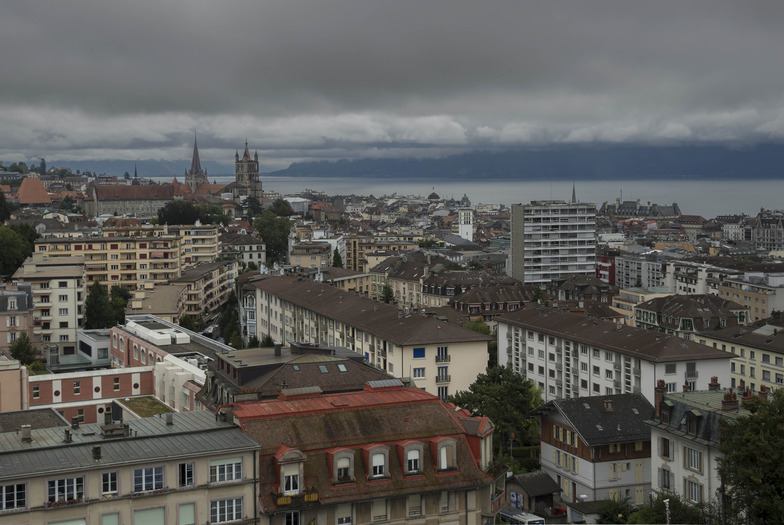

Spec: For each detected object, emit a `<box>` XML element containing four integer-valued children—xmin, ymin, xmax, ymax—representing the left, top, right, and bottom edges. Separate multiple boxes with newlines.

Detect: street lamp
<box><xmin>663</xmin><ymin>498</ymin><xmax>670</xmax><ymax>525</ymax></box>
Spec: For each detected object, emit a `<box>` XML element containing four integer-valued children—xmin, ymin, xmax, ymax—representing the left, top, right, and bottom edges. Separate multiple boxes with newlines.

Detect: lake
<box><xmin>153</xmin><ymin>176</ymin><xmax>782</xmax><ymax>218</ymax></box>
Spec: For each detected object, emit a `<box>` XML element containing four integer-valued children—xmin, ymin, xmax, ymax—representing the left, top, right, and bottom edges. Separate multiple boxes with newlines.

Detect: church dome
<box><xmin>428</xmin><ymin>191</ymin><xmax>440</xmax><ymax>201</ymax></box>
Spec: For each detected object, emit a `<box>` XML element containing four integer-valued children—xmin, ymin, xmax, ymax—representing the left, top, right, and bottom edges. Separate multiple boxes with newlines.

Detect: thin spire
<box><xmin>571</xmin><ymin>180</ymin><xmax>577</xmax><ymax>203</ymax></box>
<box><xmin>190</xmin><ymin>133</ymin><xmax>202</xmax><ymax>174</ymax></box>
<box><xmin>243</xmin><ymin>138</ymin><xmax>251</xmax><ymax>160</ymax></box>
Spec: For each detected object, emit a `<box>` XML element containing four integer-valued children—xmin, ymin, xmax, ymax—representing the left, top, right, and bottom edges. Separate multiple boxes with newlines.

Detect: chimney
<box><xmin>654</xmin><ymin>379</ymin><xmax>666</xmax><ymax>418</ymax></box>
<box><xmin>759</xmin><ymin>384</ymin><xmax>769</xmax><ymax>401</ymax></box>
<box><xmin>64</xmin><ymin>428</ymin><xmax>72</xmax><ymax>443</ymax></box>
<box><xmin>274</xmin><ymin>341</ymin><xmax>282</xmax><ymax>357</ymax></box>
<box><xmin>708</xmin><ymin>376</ymin><xmax>721</xmax><ymax>391</ymax></box>
<box><xmin>92</xmin><ymin>445</ymin><xmax>102</xmax><ymax>460</ymax></box>
<box><xmin>603</xmin><ymin>399</ymin><xmax>613</xmax><ymax>411</ymax></box>
<box><xmin>166</xmin><ymin>413</ymin><xmax>174</xmax><ymax>425</ymax></box>
<box><xmin>722</xmin><ymin>389</ymin><xmax>739</xmax><ymax>411</ymax></box>
<box><xmin>71</xmin><ymin>416</ymin><xmax>80</xmax><ymax>430</ymax></box>
<box><xmin>682</xmin><ymin>382</ymin><xmax>691</xmax><ymax>392</ymax></box>
<box><xmin>20</xmin><ymin>424</ymin><xmax>32</xmax><ymax>443</ymax></box>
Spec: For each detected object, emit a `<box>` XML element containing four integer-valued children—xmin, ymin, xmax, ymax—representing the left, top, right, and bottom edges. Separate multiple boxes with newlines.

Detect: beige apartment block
<box><xmin>718</xmin><ymin>273</ymin><xmax>784</xmax><ymax>322</ymax></box>
<box><xmin>241</xmin><ymin>276</ymin><xmax>492</xmax><ymax>401</ymax></box>
<box><xmin>0</xmin><ymin>283</ymin><xmax>37</xmax><ymax>358</ymax></box>
<box><xmin>0</xmin><ymin>410</ymin><xmax>259</xmax><ymax>525</ymax></box>
<box><xmin>171</xmin><ymin>261</ymin><xmax>235</xmax><ymax>322</ymax></box>
<box><xmin>13</xmin><ymin>257</ymin><xmax>85</xmax><ymax>358</ymax></box>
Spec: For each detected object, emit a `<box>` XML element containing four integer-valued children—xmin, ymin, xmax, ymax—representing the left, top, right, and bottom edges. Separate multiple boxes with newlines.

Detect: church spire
<box><xmin>571</xmin><ymin>180</ymin><xmax>577</xmax><ymax>203</ymax></box>
<box><xmin>242</xmin><ymin>139</ymin><xmax>251</xmax><ymax>161</ymax></box>
<box><xmin>190</xmin><ymin>133</ymin><xmax>203</xmax><ymax>175</ymax></box>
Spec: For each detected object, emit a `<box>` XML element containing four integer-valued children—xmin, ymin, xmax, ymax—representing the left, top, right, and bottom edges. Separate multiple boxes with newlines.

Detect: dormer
<box><xmin>685</xmin><ymin>409</ymin><xmax>702</xmax><ymax>436</ymax></box>
<box><xmin>362</xmin><ymin>444</ymin><xmax>390</xmax><ymax>480</ymax></box>
<box><xmin>329</xmin><ymin>448</ymin><xmax>356</xmax><ymax>484</ymax></box>
<box><xmin>397</xmin><ymin>440</ymin><xmax>424</xmax><ymax>476</ymax></box>
<box><xmin>275</xmin><ymin>446</ymin><xmax>306</xmax><ymax>496</ymax></box>
<box><xmin>430</xmin><ymin>437</ymin><xmax>458</xmax><ymax>473</ymax></box>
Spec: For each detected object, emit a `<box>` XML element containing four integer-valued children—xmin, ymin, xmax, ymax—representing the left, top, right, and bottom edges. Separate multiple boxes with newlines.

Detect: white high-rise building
<box><xmin>457</xmin><ymin>208</ymin><xmax>473</xmax><ymax>242</ymax></box>
<box><xmin>511</xmin><ymin>200</ymin><xmax>597</xmax><ymax>285</ymax></box>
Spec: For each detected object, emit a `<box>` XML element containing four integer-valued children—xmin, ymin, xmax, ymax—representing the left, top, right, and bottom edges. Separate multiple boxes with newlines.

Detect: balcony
<box><xmin>436</xmin><ymin>374</ymin><xmax>451</xmax><ymax>384</ymax></box>
<box><xmin>275</xmin><ymin>489</ymin><xmax>319</xmax><ymax>507</ymax></box>
<box><xmin>435</xmin><ymin>354</ymin><xmax>451</xmax><ymax>363</ymax></box>
<box><xmin>685</xmin><ymin>370</ymin><xmax>698</xmax><ymax>380</ymax></box>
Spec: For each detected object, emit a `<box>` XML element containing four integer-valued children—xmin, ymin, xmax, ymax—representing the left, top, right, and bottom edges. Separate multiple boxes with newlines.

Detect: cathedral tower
<box><xmin>234</xmin><ymin>140</ymin><xmax>262</xmax><ymax>200</ymax></box>
<box><xmin>185</xmin><ymin>135</ymin><xmax>209</xmax><ymax>192</ymax></box>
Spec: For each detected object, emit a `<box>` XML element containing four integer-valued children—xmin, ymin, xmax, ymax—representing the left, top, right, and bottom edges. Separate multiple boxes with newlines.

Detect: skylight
<box><xmin>318</xmin><ymin>365</ymin><xmax>328</xmax><ymax>374</ymax></box>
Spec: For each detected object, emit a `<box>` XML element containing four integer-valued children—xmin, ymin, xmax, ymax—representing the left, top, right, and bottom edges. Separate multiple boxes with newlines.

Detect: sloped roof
<box><xmin>94</xmin><ymin>184</ymin><xmax>174</xmax><ymax>201</ymax></box>
<box><xmin>17</xmin><ymin>177</ymin><xmax>52</xmax><ymax>205</ymax></box>
<box><xmin>497</xmin><ymin>306</ymin><xmax>730</xmax><ymax>363</ymax></box>
<box><xmin>249</xmin><ymin>276</ymin><xmax>493</xmax><ymax>346</ymax></box>
<box><xmin>512</xmin><ymin>470</ymin><xmax>562</xmax><ymax>497</ymax></box>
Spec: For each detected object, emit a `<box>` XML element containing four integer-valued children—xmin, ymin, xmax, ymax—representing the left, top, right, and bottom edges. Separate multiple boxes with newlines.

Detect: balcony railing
<box><xmin>436</xmin><ymin>374</ymin><xmax>451</xmax><ymax>384</ymax></box>
<box><xmin>435</xmin><ymin>354</ymin><xmax>451</xmax><ymax>363</ymax></box>
<box><xmin>275</xmin><ymin>489</ymin><xmax>319</xmax><ymax>507</ymax></box>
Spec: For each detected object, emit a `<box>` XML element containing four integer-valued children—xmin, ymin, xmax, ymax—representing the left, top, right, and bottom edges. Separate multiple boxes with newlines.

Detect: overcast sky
<box><xmin>2</xmin><ymin>1</ymin><xmax>784</xmax><ymax>171</ymax></box>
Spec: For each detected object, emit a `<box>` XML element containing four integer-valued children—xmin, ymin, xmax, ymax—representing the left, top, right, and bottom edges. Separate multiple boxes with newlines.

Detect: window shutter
<box><xmin>657</xmin><ymin>467</ymin><xmax>662</xmax><ymax>488</ymax></box>
<box><xmin>657</xmin><ymin>437</ymin><xmax>662</xmax><ymax>457</ymax></box>
<box><xmin>553</xmin><ymin>449</ymin><xmax>557</xmax><ymax>465</ymax></box>
<box><xmin>574</xmin><ymin>457</ymin><xmax>579</xmax><ymax>475</ymax></box>
<box><xmin>669</xmin><ymin>471</ymin><xmax>675</xmax><ymax>489</ymax></box>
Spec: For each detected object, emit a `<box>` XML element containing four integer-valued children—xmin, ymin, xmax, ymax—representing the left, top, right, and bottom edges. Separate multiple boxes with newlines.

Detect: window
<box><xmin>179</xmin><ymin>462</ymin><xmax>194</xmax><ymax>487</ymax></box>
<box><xmin>210</xmin><ymin>458</ymin><xmax>242</xmax><ymax>483</ymax></box>
<box><xmin>413</xmin><ymin>347</ymin><xmax>425</xmax><ymax>359</ymax></box>
<box><xmin>285</xmin><ymin>511</ymin><xmax>300</xmax><ymax>525</ymax></box>
<box><xmin>74</xmin><ymin>381</ymin><xmax>81</xmax><ymax>395</ymax></box>
<box><xmin>76</xmin><ymin>409</ymin><xmax>84</xmax><ymax>423</ymax></box>
<box><xmin>580</xmin><ymin>362</ymin><xmax>588</xmax><ymax>372</ymax></box>
<box><xmin>32</xmin><ymin>384</ymin><xmax>40</xmax><ymax>399</ymax></box>
<box><xmin>438</xmin><ymin>441</ymin><xmax>457</xmax><ymax>470</ymax></box>
<box><xmin>284</xmin><ymin>473</ymin><xmax>299</xmax><ymax>495</ymax></box>
<box><xmin>658</xmin><ymin>467</ymin><xmax>674</xmax><ymax>490</ymax></box>
<box><xmin>665</xmin><ymin>363</ymin><xmax>676</xmax><ymax>374</ymax></box>
<box><xmin>59</xmin><ymin>294</ymin><xmax>68</xmax><ymax>302</ymax></box>
<box><xmin>685</xmin><ymin>447</ymin><xmax>703</xmax><ymax>474</ymax></box>
<box><xmin>102</xmin><ymin>472</ymin><xmax>118</xmax><ymax>496</ymax></box>
<box><xmin>48</xmin><ymin>476</ymin><xmax>84</xmax><ymax>503</ymax></box>
<box><xmin>211</xmin><ymin>498</ymin><xmax>243</xmax><ymax>523</ymax></box>
<box><xmin>593</xmin><ymin>366</ymin><xmax>600</xmax><ymax>376</ymax></box>
<box><xmin>336</xmin><ymin>503</ymin><xmax>352</xmax><ymax>524</ymax></box>
<box><xmin>605</xmin><ymin>369</ymin><xmax>613</xmax><ymax>379</ymax></box>
<box><xmin>685</xmin><ymin>479</ymin><xmax>703</xmax><ymax>503</ymax></box>
<box><xmin>134</xmin><ymin>466</ymin><xmax>163</xmax><ymax>492</ymax></box>
<box><xmin>609</xmin><ymin>443</ymin><xmax>620</xmax><ymax>453</ymax></box>
<box><xmin>413</xmin><ymin>367</ymin><xmax>425</xmax><ymax>378</ymax></box>
<box><xmin>371</xmin><ymin>453</ymin><xmax>385</xmax><ymax>477</ymax></box>
<box><xmin>0</xmin><ymin>483</ymin><xmax>25</xmax><ymax>510</ymax></box>
<box><xmin>113</xmin><ymin>377</ymin><xmax>120</xmax><ymax>391</ymax></box>
<box><xmin>336</xmin><ymin>457</ymin><xmax>351</xmax><ymax>481</ymax></box>
<box><xmin>437</xmin><ymin>386</ymin><xmax>448</xmax><ymax>401</ymax></box>
<box><xmin>407</xmin><ymin>449</ymin><xmax>421</xmax><ymax>473</ymax></box>
<box><xmin>318</xmin><ymin>365</ymin><xmax>328</xmax><ymax>374</ymax></box>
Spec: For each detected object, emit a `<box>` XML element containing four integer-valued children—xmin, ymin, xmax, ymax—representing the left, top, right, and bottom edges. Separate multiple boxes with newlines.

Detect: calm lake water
<box><xmin>154</xmin><ymin>176</ymin><xmax>782</xmax><ymax>218</ymax></box>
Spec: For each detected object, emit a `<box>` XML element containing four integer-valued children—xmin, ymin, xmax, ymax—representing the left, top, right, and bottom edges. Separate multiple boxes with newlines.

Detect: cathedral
<box><xmin>184</xmin><ymin>135</ymin><xmax>209</xmax><ymax>192</ymax></box>
<box><xmin>181</xmin><ymin>137</ymin><xmax>263</xmax><ymax>202</ymax></box>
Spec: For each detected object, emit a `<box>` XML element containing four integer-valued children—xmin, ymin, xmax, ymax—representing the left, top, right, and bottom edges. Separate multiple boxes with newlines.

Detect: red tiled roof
<box><xmin>17</xmin><ymin>177</ymin><xmax>52</xmax><ymax>205</ymax></box>
<box><xmin>94</xmin><ymin>184</ymin><xmax>174</xmax><ymax>201</ymax></box>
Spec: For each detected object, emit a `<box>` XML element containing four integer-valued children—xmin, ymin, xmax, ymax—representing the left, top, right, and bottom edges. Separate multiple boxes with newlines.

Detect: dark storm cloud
<box><xmin>2</xmin><ymin>0</ymin><xmax>784</xmax><ymax>170</ymax></box>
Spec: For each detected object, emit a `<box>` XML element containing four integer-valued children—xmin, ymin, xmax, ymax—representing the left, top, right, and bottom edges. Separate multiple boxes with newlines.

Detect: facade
<box><xmin>662</xmin><ymin>260</ymin><xmax>742</xmax><ymax>296</ymax></box>
<box><xmin>221</xmin><ymin>232</ymin><xmax>267</xmax><ymax>267</ymax></box>
<box><xmin>696</xmin><ymin>311</ymin><xmax>784</xmax><ymax>392</ymax></box>
<box><xmin>753</xmin><ymin>210</ymin><xmax>784</xmax><ymax>252</ymax></box>
<box><xmin>533</xmin><ymin>394</ymin><xmax>653</xmax><ymax>505</ymax></box>
<box><xmin>611</xmin><ymin>287</ymin><xmax>671</xmax><ymax>327</ymax></box>
<box><xmin>344</xmin><ymin>234</ymin><xmax>418</xmax><ymax>272</ymax></box>
<box><xmin>647</xmin><ymin>379</ymin><xmax>741</xmax><ymax>507</ymax></box>
<box><xmin>171</xmin><ymin>261</ymin><xmax>236</xmax><ymax>322</ymax></box>
<box><xmin>0</xmin><ymin>283</ymin><xmax>36</xmax><ymax>357</ymax></box>
<box><xmin>229</xmin><ymin>380</ymin><xmax>498</xmax><ymax>525</ymax></box>
<box><xmin>614</xmin><ymin>252</ymin><xmax>667</xmax><ymax>290</ymax></box>
<box><xmin>634</xmin><ymin>294</ymin><xmax>748</xmax><ymax>341</ymax></box>
<box><xmin>458</xmin><ymin>207</ymin><xmax>474</xmax><ymax>242</ymax></box>
<box><xmin>510</xmin><ymin>201</ymin><xmax>597</xmax><ymax>285</ymax></box>
<box><xmin>0</xmin><ymin>356</ymin><xmax>28</xmax><ymax>412</ymax></box>
<box><xmin>289</xmin><ymin>241</ymin><xmax>332</xmax><ymax>269</ymax></box>
<box><xmin>718</xmin><ymin>272</ymin><xmax>784</xmax><ymax>322</ymax></box>
<box><xmin>12</xmin><ymin>256</ymin><xmax>86</xmax><ymax>359</ymax></box>
<box><xmin>241</xmin><ymin>276</ymin><xmax>493</xmax><ymax>400</ymax></box>
<box><xmin>82</xmin><ymin>183</ymin><xmax>175</xmax><ymax>218</ymax></box>
<box><xmin>496</xmin><ymin>307</ymin><xmax>732</xmax><ymax>405</ymax></box>
<box><xmin>0</xmin><ymin>409</ymin><xmax>259</xmax><ymax>525</ymax></box>
<box><xmin>232</xmin><ymin>140</ymin><xmax>263</xmax><ymax>200</ymax></box>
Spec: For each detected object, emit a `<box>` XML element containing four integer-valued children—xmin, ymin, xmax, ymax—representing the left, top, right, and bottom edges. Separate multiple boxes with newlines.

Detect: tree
<box><xmin>197</xmin><ymin>203</ymin><xmax>229</xmax><ymax>226</ymax></box>
<box><xmin>59</xmin><ymin>195</ymin><xmax>75</xmax><ymax>211</ymax></box>
<box><xmin>157</xmin><ymin>200</ymin><xmax>200</xmax><ymax>225</ymax></box>
<box><xmin>245</xmin><ymin>261</ymin><xmax>259</xmax><ymax>272</ymax></box>
<box><xmin>464</xmin><ymin>319</ymin><xmax>491</xmax><ymax>336</ymax></box>
<box><xmin>635</xmin><ymin>275</ymin><xmax>643</xmax><ymax>288</ymax></box>
<box><xmin>84</xmin><ymin>282</ymin><xmax>114</xmax><ymax>329</ymax></box>
<box><xmin>0</xmin><ymin>192</ymin><xmax>10</xmax><ymax>222</ymax></box>
<box><xmin>717</xmin><ymin>388</ymin><xmax>784</xmax><ymax>524</ymax></box>
<box><xmin>270</xmin><ymin>197</ymin><xmax>294</xmax><ymax>217</ymax></box>
<box><xmin>245</xmin><ymin>196</ymin><xmax>263</xmax><ymax>216</ymax></box>
<box><xmin>332</xmin><ymin>248</ymin><xmax>343</xmax><ymax>268</ymax></box>
<box><xmin>254</xmin><ymin>210</ymin><xmax>291</xmax><ymax>263</ymax></box>
<box><xmin>247</xmin><ymin>335</ymin><xmax>261</xmax><ymax>348</ymax></box>
<box><xmin>0</xmin><ymin>226</ymin><xmax>29</xmax><ymax>278</ymax></box>
<box><xmin>628</xmin><ymin>492</ymin><xmax>714</xmax><ymax>524</ymax></box>
<box><xmin>261</xmin><ymin>334</ymin><xmax>275</xmax><ymax>347</ymax></box>
<box><xmin>109</xmin><ymin>285</ymin><xmax>132</xmax><ymax>325</ymax></box>
<box><xmin>598</xmin><ymin>497</ymin><xmax>634</xmax><ymax>524</ymax></box>
<box><xmin>10</xmin><ymin>332</ymin><xmax>36</xmax><ymax>365</ymax></box>
<box><xmin>179</xmin><ymin>315</ymin><xmax>198</xmax><ymax>332</ymax></box>
<box><xmin>39</xmin><ymin>157</ymin><xmax>46</xmax><ymax>176</ymax></box>
<box><xmin>448</xmin><ymin>365</ymin><xmax>543</xmax><ymax>453</ymax></box>
<box><xmin>381</xmin><ymin>284</ymin><xmax>394</xmax><ymax>303</ymax></box>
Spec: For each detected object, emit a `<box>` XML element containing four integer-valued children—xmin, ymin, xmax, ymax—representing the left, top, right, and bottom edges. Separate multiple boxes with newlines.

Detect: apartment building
<box><xmin>662</xmin><ymin>260</ymin><xmax>742</xmax><ymax>296</ymax></box>
<box><xmin>229</xmin><ymin>380</ymin><xmax>498</xmax><ymax>525</ymax></box>
<box><xmin>12</xmin><ymin>256</ymin><xmax>85</xmax><ymax>358</ymax></box>
<box><xmin>510</xmin><ymin>201</ymin><xmax>596</xmax><ymax>285</ymax></box>
<box><xmin>718</xmin><ymin>272</ymin><xmax>784</xmax><ymax>322</ymax></box>
<box><xmin>496</xmin><ymin>307</ymin><xmax>731</xmax><ymax>405</ymax></box>
<box><xmin>634</xmin><ymin>294</ymin><xmax>748</xmax><ymax>341</ymax></box>
<box><xmin>647</xmin><ymin>378</ymin><xmax>739</xmax><ymax>507</ymax></box>
<box><xmin>241</xmin><ymin>276</ymin><xmax>493</xmax><ymax>400</ymax></box>
<box><xmin>171</xmin><ymin>261</ymin><xmax>236</xmax><ymax>322</ymax></box>
<box><xmin>0</xmin><ymin>282</ymin><xmax>36</xmax><ymax>357</ymax></box>
<box><xmin>344</xmin><ymin>233</ymin><xmax>418</xmax><ymax>272</ymax></box>
<box><xmin>614</xmin><ymin>252</ymin><xmax>667</xmax><ymax>290</ymax></box>
<box><xmin>0</xmin><ymin>409</ymin><xmax>259</xmax><ymax>525</ymax></box>
<box><xmin>168</xmin><ymin>224</ymin><xmax>221</xmax><ymax>265</ymax></box>
<box><xmin>220</xmin><ymin>232</ymin><xmax>267</xmax><ymax>267</ymax></box>
<box><xmin>33</xmin><ymin>236</ymin><xmax>180</xmax><ymax>290</ymax></box>
<box><xmin>533</xmin><ymin>394</ymin><xmax>653</xmax><ymax>505</ymax></box>
<box><xmin>289</xmin><ymin>240</ymin><xmax>331</xmax><ymax>269</ymax></box>
<box><xmin>697</xmin><ymin>312</ymin><xmax>784</xmax><ymax>392</ymax></box>
<box><xmin>611</xmin><ymin>287</ymin><xmax>671</xmax><ymax>327</ymax></box>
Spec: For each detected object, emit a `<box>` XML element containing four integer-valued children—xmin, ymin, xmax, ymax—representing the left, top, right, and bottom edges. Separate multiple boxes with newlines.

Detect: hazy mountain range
<box><xmin>56</xmin><ymin>144</ymin><xmax>784</xmax><ymax>180</ymax></box>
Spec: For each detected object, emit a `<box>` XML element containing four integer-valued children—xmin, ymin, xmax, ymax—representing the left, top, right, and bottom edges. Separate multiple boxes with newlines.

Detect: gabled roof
<box><xmin>511</xmin><ymin>470</ymin><xmax>562</xmax><ymax>497</ymax></box>
<box><xmin>534</xmin><ymin>393</ymin><xmax>653</xmax><ymax>445</ymax></box>
<box><xmin>94</xmin><ymin>184</ymin><xmax>174</xmax><ymax>201</ymax></box>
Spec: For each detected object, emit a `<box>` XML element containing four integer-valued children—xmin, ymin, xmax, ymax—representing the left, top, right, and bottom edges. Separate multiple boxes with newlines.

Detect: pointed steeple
<box><xmin>571</xmin><ymin>180</ymin><xmax>577</xmax><ymax>203</ymax></box>
<box><xmin>243</xmin><ymin>139</ymin><xmax>252</xmax><ymax>161</ymax></box>
<box><xmin>190</xmin><ymin>133</ymin><xmax>203</xmax><ymax>175</ymax></box>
